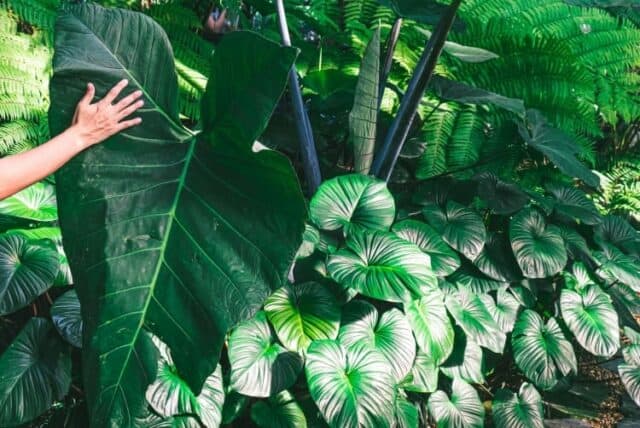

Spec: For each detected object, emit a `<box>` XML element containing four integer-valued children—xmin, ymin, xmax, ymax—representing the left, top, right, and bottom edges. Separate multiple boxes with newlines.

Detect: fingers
<box><xmin>117</xmin><ymin>117</ymin><xmax>143</xmax><ymax>132</ymax></box>
<box><xmin>114</xmin><ymin>90</ymin><xmax>143</xmax><ymax>112</ymax></box>
<box><xmin>117</xmin><ymin>99</ymin><xmax>144</xmax><ymax>120</ymax></box>
<box><xmin>102</xmin><ymin>79</ymin><xmax>129</xmax><ymax>104</ymax></box>
<box><xmin>78</xmin><ymin>82</ymin><xmax>95</xmax><ymax>106</ymax></box>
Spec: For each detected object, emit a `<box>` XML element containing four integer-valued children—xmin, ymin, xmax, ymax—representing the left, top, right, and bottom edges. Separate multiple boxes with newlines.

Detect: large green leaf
<box><xmin>338</xmin><ymin>300</ymin><xmax>416</xmax><ymax>381</ymax></box>
<box><xmin>404</xmin><ymin>288</ymin><xmax>454</xmax><ymax>365</ymax></box>
<box><xmin>402</xmin><ymin>349</ymin><xmax>439</xmax><ymax>393</ymax></box>
<box><xmin>264</xmin><ymin>282</ymin><xmax>341</xmax><ymax>354</ymax></box>
<box><xmin>305</xmin><ymin>340</ymin><xmax>396</xmax><ymax>428</ymax></box>
<box><xmin>422</xmin><ymin>201</ymin><xmax>486</xmax><ymax>260</ymax></box>
<box><xmin>0</xmin><ymin>181</ymin><xmax>57</xmax><ymax>222</ymax></box>
<box><xmin>395</xmin><ymin>394</ymin><xmax>419</xmax><ymax>428</ymax></box>
<box><xmin>431</xmin><ymin>77</ymin><xmax>525</xmax><ymax>116</ymax></box>
<box><xmin>440</xmin><ymin>328</ymin><xmax>484</xmax><ymax>384</ymax></box>
<box><xmin>517</xmin><ymin>110</ymin><xmax>599</xmax><ymax>187</ymax></box>
<box><xmin>0</xmin><ymin>318</ymin><xmax>71</xmax><ymax>426</ymax></box>
<box><xmin>145</xmin><ymin>337</ymin><xmax>224</xmax><ymax>428</ymax></box>
<box><xmin>492</xmin><ymin>383</ymin><xmax>544</xmax><ymax>428</ymax></box>
<box><xmin>619</xmin><ymin>363</ymin><xmax>640</xmax><ymax>407</ymax></box>
<box><xmin>449</xmin><ymin>264</ymin><xmax>508</xmax><ymax>294</ymax></box>
<box><xmin>445</xmin><ymin>287</ymin><xmax>505</xmax><ymax>353</ymax></box>
<box><xmin>350</xmin><ymin>28</ymin><xmax>380</xmax><ymax>175</ymax></box>
<box><xmin>309</xmin><ymin>175</ymin><xmax>395</xmax><ymax>232</ymax></box>
<box><xmin>428</xmin><ymin>379</ymin><xmax>485</xmax><ymax>428</ymax></box>
<box><xmin>392</xmin><ymin>219</ymin><xmax>460</xmax><ymax>277</ymax></box>
<box><xmin>49</xmin><ymin>5</ymin><xmax>304</xmax><ymax>424</ymax></box>
<box><xmin>594</xmin><ymin>215</ymin><xmax>640</xmax><ymax>257</ymax></box>
<box><xmin>623</xmin><ymin>327</ymin><xmax>640</xmax><ymax>365</ymax></box>
<box><xmin>512</xmin><ymin>310</ymin><xmax>577</xmax><ymax>390</ymax></box>
<box><xmin>0</xmin><ymin>234</ymin><xmax>59</xmax><ymax>315</ymax></box>
<box><xmin>251</xmin><ymin>390</ymin><xmax>307</xmax><ymax>428</ymax></box>
<box><xmin>51</xmin><ymin>289</ymin><xmax>83</xmax><ymax>348</ymax></box>
<box><xmin>228</xmin><ymin>311</ymin><xmax>302</xmax><ymax>398</ymax></box>
<box><xmin>474</xmin><ymin>173</ymin><xmax>529</xmax><ymax>215</ymax></box>
<box><xmin>472</xmin><ymin>232</ymin><xmax>522</xmax><ymax>282</ymax></box>
<box><xmin>327</xmin><ymin>228</ymin><xmax>436</xmax><ymax>302</ymax></box>
<box><xmin>377</xmin><ymin>0</ymin><xmax>462</xmax><ymax>27</ymax></box>
<box><xmin>510</xmin><ymin>208</ymin><xmax>567</xmax><ymax>278</ymax></box>
<box><xmin>560</xmin><ymin>285</ymin><xmax>619</xmax><ymax>357</ymax></box>
<box><xmin>546</xmin><ymin>183</ymin><xmax>601</xmax><ymax>225</ymax></box>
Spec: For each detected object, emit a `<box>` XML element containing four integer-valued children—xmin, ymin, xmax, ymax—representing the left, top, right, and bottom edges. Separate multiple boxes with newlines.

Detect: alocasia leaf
<box><xmin>512</xmin><ymin>310</ymin><xmax>577</xmax><ymax>390</ymax></box>
<box><xmin>51</xmin><ymin>289</ymin><xmax>83</xmax><ymax>348</ymax></box>
<box><xmin>0</xmin><ymin>234</ymin><xmax>59</xmax><ymax>315</ymax></box>
<box><xmin>623</xmin><ymin>327</ymin><xmax>640</xmax><ymax>365</ymax></box>
<box><xmin>350</xmin><ymin>28</ymin><xmax>380</xmax><ymax>175</ymax></box>
<box><xmin>227</xmin><ymin>311</ymin><xmax>302</xmax><ymax>398</ymax></box>
<box><xmin>0</xmin><ymin>181</ymin><xmax>57</xmax><ymax>221</ymax></box>
<box><xmin>619</xmin><ymin>364</ymin><xmax>640</xmax><ymax>407</ymax></box>
<box><xmin>560</xmin><ymin>285</ymin><xmax>620</xmax><ymax>357</ymax></box>
<box><xmin>510</xmin><ymin>208</ymin><xmax>567</xmax><ymax>278</ymax></box>
<box><xmin>305</xmin><ymin>340</ymin><xmax>396</xmax><ymax>428</ymax></box>
<box><xmin>395</xmin><ymin>394</ymin><xmax>419</xmax><ymax>428</ymax></box>
<box><xmin>546</xmin><ymin>183</ymin><xmax>601</xmax><ymax>225</ymax></box>
<box><xmin>422</xmin><ymin>201</ymin><xmax>486</xmax><ymax>260</ymax></box>
<box><xmin>264</xmin><ymin>282</ymin><xmax>341</xmax><ymax>354</ymax></box>
<box><xmin>594</xmin><ymin>243</ymin><xmax>640</xmax><ymax>291</ymax></box>
<box><xmin>428</xmin><ymin>379</ymin><xmax>485</xmax><ymax>428</ymax></box>
<box><xmin>338</xmin><ymin>300</ymin><xmax>416</xmax><ymax>381</ymax></box>
<box><xmin>479</xmin><ymin>288</ymin><xmax>520</xmax><ymax>333</ymax></box>
<box><xmin>0</xmin><ymin>318</ymin><xmax>71</xmax><ymax>426</ymax></box>
<box><xmin>392</xmin><ymin>219</ymin><xmax>460</xmax><ymax>277</ymax></box>
<box><xmin>404</xmin><ymin>288</ymin><xmax>454</xmax><ymax>365</ymax></box>
<box><xmin>594</xmin><ymin>215</ymin><xmax>640</xmax><ymax>257</ymax></box>
<box><xmin>49</xmin><ymin>5</ymin><xmax>305</xmax><ymax>424</ymax></box>
<box><xmin>440</xmin><ymin>328</ymin><xmax>484</xmax><ymax>384</ymax></box>
<box><xmin>492</xmin><ymin>383</ymin><xmax>544</xmax><ymax>428</ymax></box>
<box><xmin>402</xmin><ymin>349</ymin><xmax>439</xmax><ymax>393</ymax></box>
<box><xmin>327</xmin><ymin>228</ymin><xmax>436</xmax><ymax>302</ymax></box>
<box><xmin>472</xmin><ymin>232</ymin><xmax>522</xmax><ymax>282</ymax></box>
<box><xmin>445</xmin><ymin>287</ymin><xmax>505</xmax><ymax>354</ymax></box>
<box><xmin>309</xmin><ymin>174</ymin><xmax>395</xmax><ymax>232</ymax></box>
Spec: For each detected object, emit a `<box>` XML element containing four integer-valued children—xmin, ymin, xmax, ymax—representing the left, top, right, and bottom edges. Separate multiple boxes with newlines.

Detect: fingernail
<box><xmin>135</xmin><ymin>90</ymin><xmax>143</xmax><ymax>96</ymax></box>
<box><xmin>136</xmin><ymin>118</ymin><xmax>142</xmax><ymax>123</ymax></box>
<box><xmin>138</xmin><ymin>101</ymin><xmax>144</xmax><ymax>106</ymax></box>
<box><xmin>122</xmin><ymin>79</ymin><xmax>128</xmax><ymax>85</ymax></box>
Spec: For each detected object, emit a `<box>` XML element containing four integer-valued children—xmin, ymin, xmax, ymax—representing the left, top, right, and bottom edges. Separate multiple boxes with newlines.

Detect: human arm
<box><xmin>0</xmin><ymin>79</ymin><xmax>144</xmax><ymax>200</ymax></box>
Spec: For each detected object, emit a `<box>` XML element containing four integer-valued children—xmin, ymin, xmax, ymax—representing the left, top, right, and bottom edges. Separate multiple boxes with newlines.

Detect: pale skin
<box><xmin>0</xmin><ymin>79</ymin><xmax>144</xmax><ymax>201</ymax></box>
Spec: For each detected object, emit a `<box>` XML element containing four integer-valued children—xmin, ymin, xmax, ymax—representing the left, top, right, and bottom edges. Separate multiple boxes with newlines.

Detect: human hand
<box><xmin>68</xmin><ymin>79</ymin><xmax>144</xmax><ymax>149</ymax></box>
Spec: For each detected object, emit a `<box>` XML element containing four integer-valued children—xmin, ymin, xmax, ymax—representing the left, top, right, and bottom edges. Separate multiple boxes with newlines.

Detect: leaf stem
<box><xmin>275</xmin><ymin>0</ymin><xmax>322</xmax><ymax>194</ymax></box>
<box><xmin>378</xmin><ymin>17</ymin><xmax>402</xmax><ymax>108</ymax></box>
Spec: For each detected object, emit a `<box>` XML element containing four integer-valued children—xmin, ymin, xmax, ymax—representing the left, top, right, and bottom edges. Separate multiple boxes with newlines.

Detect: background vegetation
<box><xmin>0</xmin><ymin>0</ymin><xmax>639</xmax><ymax>427</ymax></box>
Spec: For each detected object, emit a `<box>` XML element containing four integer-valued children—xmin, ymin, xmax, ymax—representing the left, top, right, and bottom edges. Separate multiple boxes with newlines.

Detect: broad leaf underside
<box><xmin>49</xmin><ymin>4</ymin><xmax>304</xmax><ymax>426</ymax></box>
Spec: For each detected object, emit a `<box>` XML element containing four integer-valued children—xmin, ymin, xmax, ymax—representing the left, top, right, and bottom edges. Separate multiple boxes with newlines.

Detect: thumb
<box><xmin>79</xmin><ymin>82</ymin><xmax>95</xmax><ymax>105</ymax></box>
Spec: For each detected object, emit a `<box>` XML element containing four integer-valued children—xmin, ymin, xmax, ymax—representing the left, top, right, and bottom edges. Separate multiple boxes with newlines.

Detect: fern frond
<box><xmin>2</xmin><ymin>0</ymin><xmax>59</xmax><ymax>31</ymax></box>
<box><xmin>0</xmin><ymin>119</ymin><xmax>44</xmax><ymax>155</ymax></box>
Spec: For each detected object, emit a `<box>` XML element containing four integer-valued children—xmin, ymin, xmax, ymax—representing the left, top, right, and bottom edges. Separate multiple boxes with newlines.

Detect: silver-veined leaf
<box><xmin>546</xmin><ymin>183</ymin><xmax>601</xmax><ymax>225</ymax></box>
<box><xmin>479</xmin><ymin>288</ymin><xmax>520</xmax><ymax>333</ymax></box>
<box><xmin>402</xmin><ymin>349</ymin><xmax>438</xmax><ymax>393</ymax></box>
<box><xmin>264</xmin><ymin>282</ymin><xmax>340</xmax><ymax>354</ymax></box>
<box><xmin>0</xmin><ymin>181</ymin><xmax>57</xmax><ymax>221</ymax></box>
<box><xmin>250</xmin><ymin>390</ymin><xmax>307</xmax><ymax>428</ymax></box>
<box><xmin>620</xmin><ymin>363</ymin><xmax>640</xmax><ymax>407</ymax></box>
<box><xmin>492</xmin><ymin>383</ymin><xmax>543</xmax><ymax>428</ymax></box>
<box><xmin>228</xmin><ymin>311</ymin><xmax>303</xmax><ymax>397</ymax></box>
<box><xmin>623</xmin><ymin>327</ymin><xmax>640</xmax><ymax>365</ymax></box>
<box><xmin>423</xmin><ymin>201</ymin><xmax>486</xmax><ymax>260</ymax></box>
<box><xmin>305</xmin><ymin>340</ymin><xmax>395</xmax><ymax>428</ymax></box>
<box><xmin>595</xmin><ymin>243</ymin><xmax>640</xmax><ymax>291</ymax></box>
<box><xmin>51</xmin><ymin>289</ymin><xmax>82</xmax><ymax>348</ymax></box>
<box><xmin>441</xmin><ymin>328</ymin><xmax>484</xmax><ymax>384</ymax></box>
<box><xmin>428</xmin><ymin>379</ymin><xmax>484</xmax><ymax>428</ymax></box>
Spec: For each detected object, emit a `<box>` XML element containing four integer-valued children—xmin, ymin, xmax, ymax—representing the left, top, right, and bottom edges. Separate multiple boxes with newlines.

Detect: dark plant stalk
<box><xmin>275</xmin><ymin>0</ymin><xmax>322</xmax><ymax>194</ymax></box>
<box><xmin>378</xmin><ymin>17</ymin><xmax>403</xmax><ymax>107</ymax></box>
<box><xmin>371</xmin><ymin>0</ymin><xmax>463</xmax><ymax>181</ymax></box>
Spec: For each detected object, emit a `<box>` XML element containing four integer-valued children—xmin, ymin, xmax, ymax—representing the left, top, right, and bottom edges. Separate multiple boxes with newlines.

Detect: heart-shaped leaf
<box><xmin>428</xmin><ymin>379</ymin><xmax>485</xmax><ymax>428</ymax></box>
<box><xmin>441</xmin><ymin>328</ymin><xmax>484</xmax><ymax>384</ymax></box>
<box><xmin>595</xmin><ymin>243</ymin><xmax>640</xmax><ymax>291</ymax></box>
<box><xmin>510</xmin><ymin>208</ymin><xmax>567</xmax><ymax>278</ymax></box>
<box><xmin>50</xmin><ymin>5</ymin><xmax>305</xmax><ymax>423</ymax></box>
<box><xmin>449</xmin><ymin>264</ymin><xmax>508</xmax><ymax>294</ymax></box>
<box><xmin>309</xmin><ymin>174</ymin><xmax>395</xmax><ymax>232</ymax></box>
<box><xmin>0</xmin><ymin>181</ymin><xmax>57</xmax><ymax>221</ymax></box>
<box><xmin>228</xmin><ymin>311</ymin><xmax>303</xmax><ymax>397</ymax></box>
<box><xmin>546</xmin><ymin>183</ymin><xmax>601</xmax><ymax>225</ymax></box>
<box><xmin>512</xmin><ymin>310</ymin><xmax>577</xmax><ymax>390</ymax></box>
<box><xmin>594</xmin><ymin>215</ymin><xmax>640</xmax><ymax>257</ymax></box>
<box><xmin>474</xmin><ymin>172</ymin><xmax>529</xmax><ymax>214</ymax></box>
<box><xmin>0</xmin><ymin>318</ymin><xmax>71</xmax><ymax>426</ymax></box>
<box><xmin>296</xmin><ymin>224</ymin><xmax>320</xmax><ymax>260</ymax></box>
<box><xmin>395</xmin><ymin>394</ymin><xmax>419</xmax><ymax>428</ymax></box>
<box><xmin>402</xmin><ymin>349</ymin><xmax>438</xmax><ymax>393</ymax></box>
<box><xmin>556</xmin><ymin>225</ymin><xmax>592</xmax><ymax>261</ymax></box>
<box><xmin>445</xmin><ymin>287</ymin><xmax>505</xmax><ymax>353</ymax></box>
<box><xmin>492</xmin><ymin>383</ymin><xmax>544</xmax><ymax>428</ymax></box>
<box><xmin>619</xmin><ymin>363</ymin><xmax>640</xmax><ymax>407</ymax></box>
<box><xmin>479</xmin><ymin>288</ymin><xmax>520</xmax><ymax>333</ymax></box>
<box><xmin>622</xmin><ymin>327</ymin><xmax>640</xmax><ymax>365</ymax></box>
<box><xmin>264</xmin><ymin>282</ymin><xmax>341</xmax><ymax>354</ymax></box>
<box><xmin>393</xmin><ymin>219</ymin><xmax>460</xmax><ymax>277</ymax></box>
<box><xmin>51</xmin><ymin>289</ymin><xmax>82</xmax><ymax>348</ymax></box>
<box><xmin>0</xmin><ymin>234</ymin><xmax>59</xmax><ymax>315</ymax></box>
<box><xmin>327</xmin><ymin>228</ymin><xmax>436</xmax><ymax>302</ymax></box>
<box><xmin>404</xmin><ymin>288</ymin><xmax>454</xmax><ymax>365</ymax></box>
<box><xmin>305</xmin><ymin>340</ymin><xmax>395</xmax><ymax>428</ymax></box>
<box><xmin>560</xmin><ymin>285</ymin><xmax>620</xmax><ymax>357</ymax></box>
<box><xmin>146</xmin><ymin>337</ymin><xmax>225</xmax><ymax>428</ymax></box>
<box><xmin>251</xmin><ymin>390</ymin><xmax>307</xmax><ymax>428</ymax></box>
<box><xmin>473</xmin><ymin>232</ymin><xmax>522</xmax><ymax>282</ymax></box>
<box><xmin>339</xmin><ymin>300</ymin><xmax>415</xmax><ymax>382</ymax></box>
<box><xmin>423</xmin><ymin>201</ymin><xmax>486</xmax><ymax>260</ymax></box>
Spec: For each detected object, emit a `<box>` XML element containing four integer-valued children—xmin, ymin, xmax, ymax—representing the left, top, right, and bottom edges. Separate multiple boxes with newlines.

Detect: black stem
<box><xmin>370</xmin><ymin>0</ymin><xmax>463</xmax><ymax>181</ymax></box>
<box><xmin>275</xmin><ymin>0</ymin><xmax>322</xmax><ymax>194</ymax></box>
<box><xmin>378</xmin><ymin>17</ymin><xmax>403</xmax><ymax>108</ymax></box>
